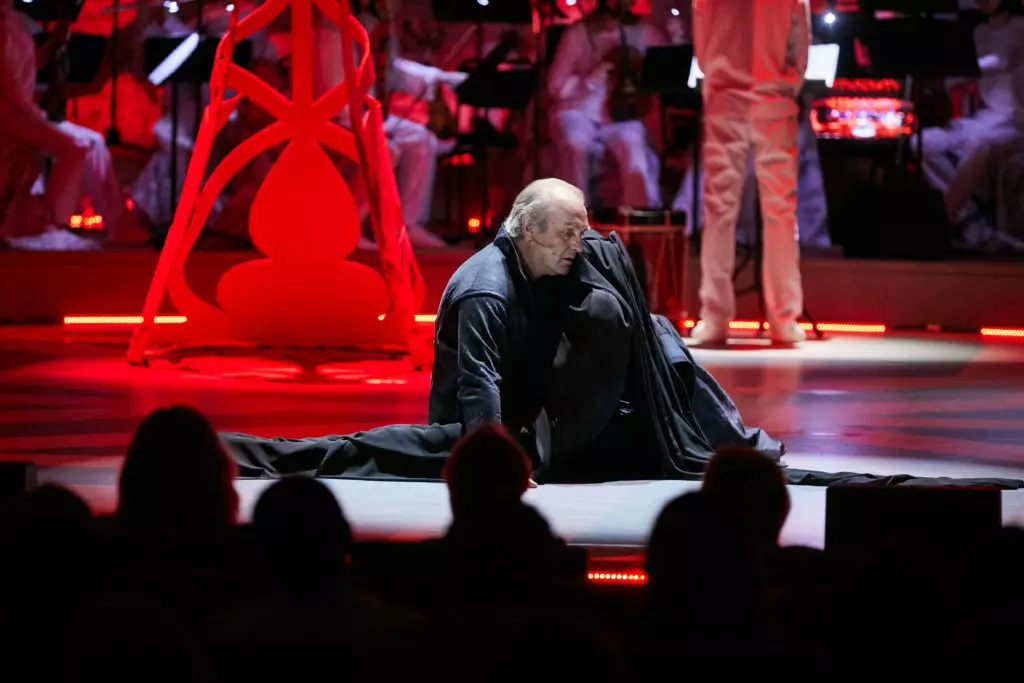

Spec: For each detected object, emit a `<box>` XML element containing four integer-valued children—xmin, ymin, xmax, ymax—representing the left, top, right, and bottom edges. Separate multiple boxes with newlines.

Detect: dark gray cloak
<box><xmin>223</xmin><ymin>231</ymin><xmax>1022</xmax><ymax>490</ymax></box>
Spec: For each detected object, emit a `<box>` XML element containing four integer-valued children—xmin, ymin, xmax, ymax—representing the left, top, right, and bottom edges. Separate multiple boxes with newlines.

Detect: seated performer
<box><xmin>923</xmin><ymin>0</ymin><xmax>1024</xmax><ymax>246</ymax></box>
<box><xmin>0</xmin><ymin>0</ymin><xmax>133</xmax><ymax>249</ymax></box>
<box><xmin>312</xmin><ymin>0</ymin><xmax>467</xmax><ymax>248</ymax></box>
<box><xmin>547</xmin><ymin>0</ymin><xmax>663</xmax><ymax>208</ymax></box>
<box><xmin>224</xmin><ymin>178</ymin><xmax>783</xmax><ymax>484</ymax></box>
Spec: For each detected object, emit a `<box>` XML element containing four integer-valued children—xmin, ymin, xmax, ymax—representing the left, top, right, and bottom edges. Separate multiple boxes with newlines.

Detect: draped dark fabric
<box><xmin>222</xmin><ymin>231</ymin><xmax>1022</xmax><ymax>490</ymax></box>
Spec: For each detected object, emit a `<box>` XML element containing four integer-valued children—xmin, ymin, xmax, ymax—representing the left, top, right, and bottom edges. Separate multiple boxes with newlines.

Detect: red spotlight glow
<box><xmin>467</xmin><ymin>217</ymin><xmax>482</xmax><ymax>233</ymax></box>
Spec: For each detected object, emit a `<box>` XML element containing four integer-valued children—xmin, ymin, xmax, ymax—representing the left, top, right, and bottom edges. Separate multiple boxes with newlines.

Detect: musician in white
<box><xmin>312</xmin><ymin>2</ymin><xmax>467</xmax><ymax>248</ymax></box>
<box><xmin>923</xmin><ymin>0</ymin><xmax>1024</xmax><ymax>248</ymax></box>
<box><xmin>690</xmin><ymin>0</ymin><xmax>810</xmax><ymax>345</ymax></box>
<box><xmin>0</xmin><ymin>0</ymin><xmax>131</xmax><ymax>249</ymax></box>
<box><xmin>546</xmin><ymin>0</ymin><xmax>663</xmax><ymax>208</ymax></box>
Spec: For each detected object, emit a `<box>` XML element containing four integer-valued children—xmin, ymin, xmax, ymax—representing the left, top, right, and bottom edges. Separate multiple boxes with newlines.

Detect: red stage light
<box><xmin>63</xmin><ymin>315</ymin><xmax>187</xmax><ymax>325</ymax></box>
<box><xmin>981</xmin><ymin>327</ymin><xmax>1024</xmax><ymax>338</ymax></box>
<box><xmin>587</xmin><ymin>571</ymin><xmax>648</xmax><ymax>584</ymax></box>
<box><xmin>678</xmin><ymin>319</ymin><xmax>887</xmax><ymax>335</ymax></box>
<box><xmin>467</xmin><ymin>218</ymin><xmax>482</xmax><ymax>233</ymax></box>
<box><xmin>69</xmin><ymin>213</ymin><xmax>104</xmax><ymax>230</ymax></box>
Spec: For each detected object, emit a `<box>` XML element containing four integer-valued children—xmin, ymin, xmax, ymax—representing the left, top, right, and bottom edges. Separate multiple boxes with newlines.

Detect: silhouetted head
<box><xmin>646</xmin><ymin>491</ymin><xmax>766</xmax><ymax>625</ymax></box>
<box><xmin>118</xmin><ymin>406</ymin><xmax>238</xmax><ymax>541</ymax></box>
<box><xmin>503</xmin><ymin>178</ymin><xmax>587</xmax><ymax>278</ymax></box>
<box><xmin>702</xmin><ymin>445</ymin><xmax>790</xmax><ymax>549</ymax></box>
<box><xmin>443</xmin><ymin>424</ymin><xmax>532</xmax><ymax>517</ymax></box>
<box><xmin>252</xmin><ymin>476</ymin><xmax>352</xmax><ymax>589</ymax></box>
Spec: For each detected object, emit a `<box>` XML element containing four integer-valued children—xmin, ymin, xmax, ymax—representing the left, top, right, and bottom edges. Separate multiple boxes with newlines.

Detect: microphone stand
<box><xmin>106</xmin><ymin>0</ymin><xmax>121</xmax><ymax>145</ymax></box>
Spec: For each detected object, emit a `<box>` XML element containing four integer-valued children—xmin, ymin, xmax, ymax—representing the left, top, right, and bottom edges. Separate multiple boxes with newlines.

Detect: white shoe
<box><xmin>6</xmin><ymin>228</ymin><xmax>100</xmax><ymax>251</ymax></box>
<box><xmin>770</xmin><ymin>321</ymin><xmax>807</xmax><ymax>344</ymax></box>
<box><xmin>406</xmin><ymin>225</ymin><xmax>447</xmax><ymax>249</ymax></box>
<box><xmin>691</xmin><ymin>320</ymin><xmax>729</xmax><ymax>343</ymax></box>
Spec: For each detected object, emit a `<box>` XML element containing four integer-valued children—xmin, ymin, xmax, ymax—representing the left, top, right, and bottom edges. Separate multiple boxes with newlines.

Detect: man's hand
<box><xmin>528</xmin><ymin>478</ymin><xmax>538</xmax><ymax>488</ymax></box>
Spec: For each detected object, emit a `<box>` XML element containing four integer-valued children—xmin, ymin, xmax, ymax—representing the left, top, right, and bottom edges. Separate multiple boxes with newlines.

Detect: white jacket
<box><xmin>693</xmin><ymin>0</ymin><xmax>810</xmax><ymax>118</ymax></box>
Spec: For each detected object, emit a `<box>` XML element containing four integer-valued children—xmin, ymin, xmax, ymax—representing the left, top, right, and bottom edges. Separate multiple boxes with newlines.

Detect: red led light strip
<box><xmin>679</xmin><ymin>319</ymin><xmax>887</xmax><ymax>334</ymax></box>
<box><xmin>587</xmin><ymin>571</ymin><xmax>648</xmax><ymax>584</ymax></box>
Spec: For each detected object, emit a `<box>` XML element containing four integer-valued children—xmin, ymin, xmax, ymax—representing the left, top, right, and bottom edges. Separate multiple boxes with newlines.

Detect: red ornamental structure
<box><xmin>127</xmin><ymin>0</ymin><xmax>431</xmax><ymax>368</ymax></box>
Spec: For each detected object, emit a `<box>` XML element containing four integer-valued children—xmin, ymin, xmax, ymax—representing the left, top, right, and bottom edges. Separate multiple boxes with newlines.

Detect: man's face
<box><xmin>521</xmin><ymin>192</ymin><xmax>587</xmax><ymax>277</ymax></box>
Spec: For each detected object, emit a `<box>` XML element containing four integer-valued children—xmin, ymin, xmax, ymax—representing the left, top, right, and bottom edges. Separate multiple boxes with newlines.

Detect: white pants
<box><xmin>550</xmin><ymin>109</ymin><xmax>661</xmax><ymax>207</ymax></box>
<box><xmin>673</xmin><ymin>102</ymin><xmax>830</xmax><ymax>247</ymax></box>
<box><xmin>383</xmin><ymin>115</ymin><xmax>438</xmax><ymax>231</ymax></box>
<box><xmin>0</xmin><ymin>111</ymin><xmax>125</xmax><ymax>238</ymax></box>
<box><xmin>922</xmin><ymin>110</ymin><xmax>1021</xmax><ymax>226</ymax></box>
<box><xmin>699</xmin><ymin>113</ymin><xmax>802</xmax><ymax>328</ymax></box>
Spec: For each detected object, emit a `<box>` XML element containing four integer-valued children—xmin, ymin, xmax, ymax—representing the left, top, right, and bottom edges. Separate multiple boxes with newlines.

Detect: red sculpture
<box><xmin>128</xmin><ymin>0</ymin><xmax>430</xmax><ymax>367</ymax></box>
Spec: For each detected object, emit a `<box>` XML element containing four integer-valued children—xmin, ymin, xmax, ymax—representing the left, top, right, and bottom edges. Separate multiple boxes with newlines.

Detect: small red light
<box><xmin>467</xmin><ymin>217</ymin><xmax>482</xmax><ymax>233</ymax></box>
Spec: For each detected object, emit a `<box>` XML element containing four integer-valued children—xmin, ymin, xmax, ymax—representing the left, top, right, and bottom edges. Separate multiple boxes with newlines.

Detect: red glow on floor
<box><xmin>587</xmin><ymin>571</ymin><xmax>648</xmax><ymax>584</ymax></box>
<box><xmin>981</xmin><ymin>327</ymin><xmax>1024</xmax><ymax>338</ymax></box>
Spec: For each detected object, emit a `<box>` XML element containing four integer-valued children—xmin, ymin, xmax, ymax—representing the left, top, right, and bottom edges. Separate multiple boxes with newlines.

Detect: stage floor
<box><xmin>1</xmin><ymin>327</ymin><xmax>1024</xmax><ymax>551</ymax></box>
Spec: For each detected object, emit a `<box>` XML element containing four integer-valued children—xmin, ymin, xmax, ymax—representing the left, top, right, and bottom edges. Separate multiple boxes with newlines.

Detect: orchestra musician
<box><xmin>546</xmin><ymin>0</ymin><xmax>663</xmax><ymax>209</ymax></box>
<box><xmin>0</xmin><ymin>0</ymin><xmax>134</xmax><ymax>249</ymax></box>
<box><xmin>311</xmin><ymin>0</ymin><xmax>467</xmax><ymax>248</ymax></box>
<box><xmin>922</xmin><ymin>0</ymin><xmax>1024</xmax><ymax>249</ymax></box>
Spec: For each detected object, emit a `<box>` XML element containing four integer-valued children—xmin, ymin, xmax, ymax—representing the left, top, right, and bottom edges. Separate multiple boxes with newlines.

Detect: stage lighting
<box><xmin>477</xmin><ymin>0</ymin><xmax>489</xmax><ymax>6</ymax></box>
<box><xmin>824</xmin><ymin>10</ymin><xmax>836</xmax><ymax>23</ymax></box>
<box><xmin>671</xmin><ymin>7</ymin><xmax>679</xmax><ymax>15</ymax></box>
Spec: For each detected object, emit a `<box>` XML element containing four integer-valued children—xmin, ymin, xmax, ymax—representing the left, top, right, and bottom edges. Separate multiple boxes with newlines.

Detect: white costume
<box><xmin>672</xmin><ymin>96</ymin><xmax>832</xmax><ymax>248</ymax></box>
<box><xmin>312</xmin><ymin>13</ymin><xmax>465</xmax><ymax>248</ymax></box>
<box><xmin>922</xmin><ymin>15</ymin><xmax>1024</xmax><ymax>247</ymax></box>
<box><xmin>547</xmin><ymin>16</ymin><xmax>662</xmax><ymax>208</ymax></box>
<box><xmin>0</xmin><ymin>4</ymin><xmax>128</xmax><ymax>249</ymax></box>
<box><xmin>691</xmin><ymin>0</ymin><xmax>809</xmax><ymax>343</ymax></box>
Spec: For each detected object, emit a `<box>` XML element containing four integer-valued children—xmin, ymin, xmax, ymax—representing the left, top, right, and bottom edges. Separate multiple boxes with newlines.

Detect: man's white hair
<box><xmin>502</xmin><ymin>178</ymin><xmax>585</xmax><ymax>239</ymax></box>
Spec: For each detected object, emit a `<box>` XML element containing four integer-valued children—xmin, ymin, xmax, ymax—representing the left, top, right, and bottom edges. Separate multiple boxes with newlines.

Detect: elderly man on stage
<box><xmin>224</xmin><ymin>178</ymin><xmax>783</xmax><ymax>484</ymax></box>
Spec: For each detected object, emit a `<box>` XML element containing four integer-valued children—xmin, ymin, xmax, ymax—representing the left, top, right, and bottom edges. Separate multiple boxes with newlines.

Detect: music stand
<box><xmin>34</xmin><ymin>32</ymin><xmax>107</xmax><ymax>85</ymax></box>
<box><xmin>14</xmin><ymin>0</ymin><xmax>83</xmax><ymax>22</ymax></box>
<box><xmin>144</xmin><ymin>36</ymin><xmax>252</xmax><ymax>221</ymax></box>
<box><xmin>433</xmin><ymin>0</ymin><xmax>535</xmax><ymax>233</ymax></box>
<box><xmin>861</xmin><ymin>15</ymin><xmax>979</xmax><ymax>179</ymax></box>
<box><xmin>431</xmin><ymin>0</ymin><xmax>534</xmax><ymax>24</ymax></box>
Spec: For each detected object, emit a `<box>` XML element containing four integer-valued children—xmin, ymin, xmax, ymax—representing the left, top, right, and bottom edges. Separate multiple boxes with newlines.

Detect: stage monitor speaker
<box><xmin>0</xmin><ymin>462</ymin><xmax>37</xmax><ymax>503</ymax></box>
<box><xmin>836</xmin><ymin>183</ymin><xmax>951</xmax><ymax>260</ymax></box>
<box><xmin>825</xmin><ymin>485</ymin><xmax>1002</xmax><ymax>557</ymax></box>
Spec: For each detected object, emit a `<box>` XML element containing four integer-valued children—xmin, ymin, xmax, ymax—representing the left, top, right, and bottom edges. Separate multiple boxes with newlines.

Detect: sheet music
<box><xmin>687</xmin><ymin>44</ymin><xmax>840</xmax><ymax>89</ymax></box>
<box><xmin>148</xmin><ymin>33</ymin><xmax>200</xmax><ymax>86</ymax></box>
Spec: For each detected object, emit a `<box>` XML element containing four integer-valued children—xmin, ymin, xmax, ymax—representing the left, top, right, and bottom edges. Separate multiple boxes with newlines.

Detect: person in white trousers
<box><xmin>922</xmin><ymin>0</ymin><xmax>1024</xmax><ymax>249</ymax></box>
<box><xmin>690</xmin><ymin>0</ymin><xmax>809</xmax><ymax>344</ymax></box>
<box><xmin>0</xmin><ymin>0</ymin><xmax>133</xmax><ymax>250</ymax></box>
<box><xmin>546</xmin><ymin>0</ymin><xmax>663</xmax><ymax>209</ymax></box>
<box><xmin>311</xmin><ymin>6</ymin><xmax>466</xmax><ymax>249</ymax></box>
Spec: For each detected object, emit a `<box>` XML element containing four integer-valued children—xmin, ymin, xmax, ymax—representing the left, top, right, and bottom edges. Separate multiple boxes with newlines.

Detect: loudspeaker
<box><xmin>0</xmin><ymin>462</ymin><xmax>37</xmax><ymax>502</ymax></box>
<box><xmin>836</xmin><ymin>183</ymin><xmax>951</xmax><ymax>260</ymax></box>
<box><xmin>825</xmin><ymin>485</ymin><xmax>1002</xmax><ymax>556</ymax></box>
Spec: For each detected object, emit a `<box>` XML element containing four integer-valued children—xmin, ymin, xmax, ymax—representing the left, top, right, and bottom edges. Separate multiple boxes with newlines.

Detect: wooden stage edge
<box><xmin>3</xmin><ymin>247</ymin><xmax>1024</xmax><ymax>331</ymax></box>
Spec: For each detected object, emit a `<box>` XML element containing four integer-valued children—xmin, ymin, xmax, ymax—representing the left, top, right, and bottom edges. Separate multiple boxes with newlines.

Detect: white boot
<box><xmin>770</xmin><ymin>321</ymin><xmax>807</xmax><ymax>344</ymax></box>
<box><xmin>6</xmin><ymin>228</ymin><xmax>100</xmax><ymax>251</ymax></box>
<box><xmin>690</xmin><ymin>320</ymin><xmax>729</xmax><ymax>343</ymax></box>
<box><xmin>406</xmin><ymin>224</ymin><xmax>446</xmax><ymax>249</ymax></box>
